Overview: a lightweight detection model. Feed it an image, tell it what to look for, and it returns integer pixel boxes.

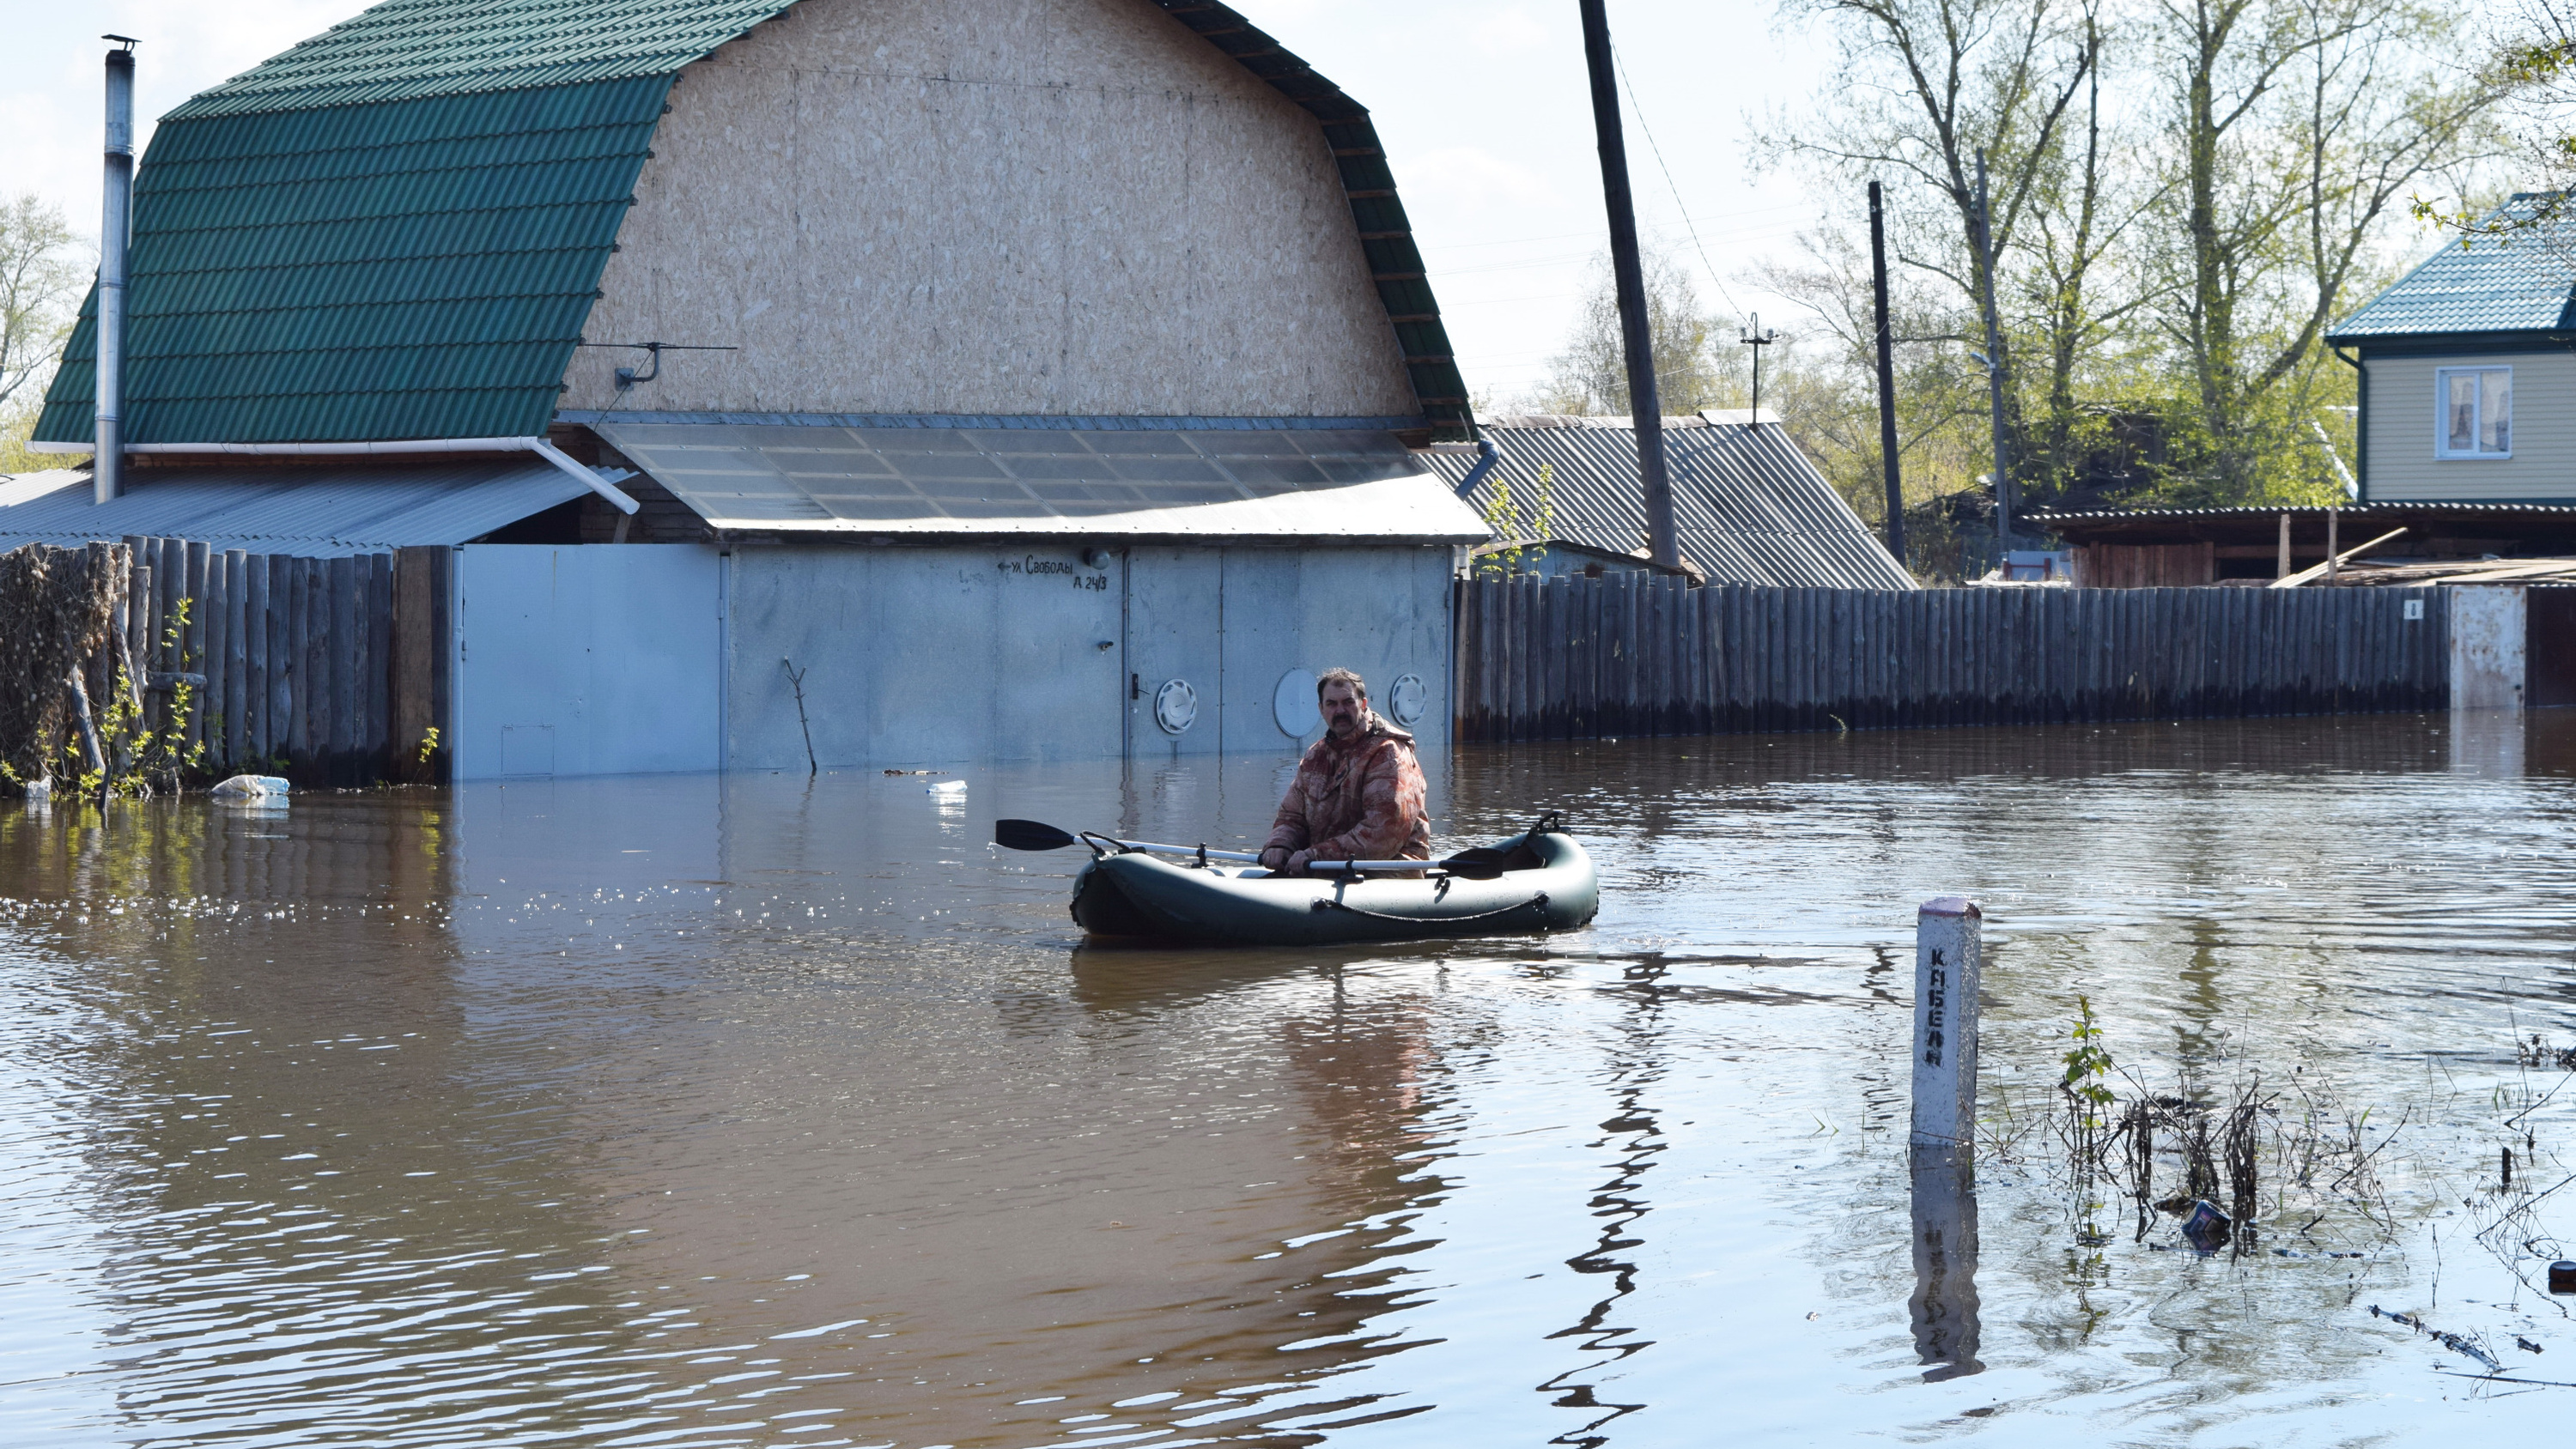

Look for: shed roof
[2026,501,2576,549]
[36,0,1469,447]
[0,460,600,556]
[1426,415,1918,590]
[593,416,1486,543]
[2329,195,2576,340]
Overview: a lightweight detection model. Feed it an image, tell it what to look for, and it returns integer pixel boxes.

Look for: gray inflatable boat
[1068,827,1599,946]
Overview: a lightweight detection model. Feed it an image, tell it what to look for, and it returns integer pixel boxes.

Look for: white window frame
[2434,365,2512,460]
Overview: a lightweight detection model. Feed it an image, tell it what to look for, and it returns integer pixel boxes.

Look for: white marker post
[1910,896,1983,1152]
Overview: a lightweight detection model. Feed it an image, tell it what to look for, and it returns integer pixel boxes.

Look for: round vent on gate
[1387,673,1429,727]
[1273,668,1320,737]
[1154,678,1200,735]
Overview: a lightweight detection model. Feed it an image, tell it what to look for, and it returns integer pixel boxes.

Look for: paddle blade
[995,818,1078,852]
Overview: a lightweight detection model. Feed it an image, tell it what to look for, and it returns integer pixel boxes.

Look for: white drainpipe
[28,435,641,514]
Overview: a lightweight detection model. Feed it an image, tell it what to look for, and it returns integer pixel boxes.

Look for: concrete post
[1911,896,1982,1151]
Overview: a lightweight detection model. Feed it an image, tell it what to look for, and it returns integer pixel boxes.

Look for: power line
[1613,48,1748,326]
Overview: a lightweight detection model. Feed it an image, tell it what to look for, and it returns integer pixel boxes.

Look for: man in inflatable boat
[1257,668,1431,876]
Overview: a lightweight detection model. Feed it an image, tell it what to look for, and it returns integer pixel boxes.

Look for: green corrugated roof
[37,75,670,445]
[39,0,1474,446]
[169,0,793,118]
[2329,194,2576,340]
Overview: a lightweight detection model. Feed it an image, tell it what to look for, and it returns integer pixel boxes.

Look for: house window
[2435,366,2511,458]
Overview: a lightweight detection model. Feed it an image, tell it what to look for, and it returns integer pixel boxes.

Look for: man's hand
[1258,846,1291,871]
[1286,849,1317,874]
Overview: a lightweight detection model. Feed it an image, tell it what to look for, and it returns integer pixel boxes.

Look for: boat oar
[993,819,1505,878]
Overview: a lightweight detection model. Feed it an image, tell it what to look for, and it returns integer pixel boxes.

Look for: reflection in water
[1537,960,1669,1447]
[1907,1145,1982,1381]
[4,712,2576,1443]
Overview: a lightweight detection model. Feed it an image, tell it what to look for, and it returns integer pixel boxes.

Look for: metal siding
[1431,419,1917,590]
[721,545,1126,770]
[0,462,592,555]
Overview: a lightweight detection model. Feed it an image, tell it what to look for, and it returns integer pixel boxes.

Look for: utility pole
[1868,181,1905,564]
[97,35,137,506]
[1973,151,2012,551]
[1741,312,1777,424]
[1577,0,1678,568]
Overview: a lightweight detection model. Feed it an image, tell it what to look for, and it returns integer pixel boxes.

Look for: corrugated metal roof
[2030,502,2576,523]
[2027,500,2576,548]
[169,0,793,118]
[596,420,1487,543]
[39,0,1473,448]
[1427,415,1918,590]
[0,461,595,556]
[0,472,85,509]
[562,409,1426,433]
[2330,195,2576,339]
[35,76,666,447]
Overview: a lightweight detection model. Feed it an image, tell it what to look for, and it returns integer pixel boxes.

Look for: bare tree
[1769,0,2104,496]
[2148,0,2511,494]
[0,196,82,415]
[1530,252,1750,415]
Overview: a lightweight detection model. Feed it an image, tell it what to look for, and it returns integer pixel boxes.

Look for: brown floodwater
[4,712,2576,1446]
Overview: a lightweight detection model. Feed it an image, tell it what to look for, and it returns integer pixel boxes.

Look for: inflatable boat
[1066,825,1599,946]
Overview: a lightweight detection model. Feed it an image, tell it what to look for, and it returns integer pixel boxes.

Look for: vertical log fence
[1455,573,2451,743]
[2,537,451,790]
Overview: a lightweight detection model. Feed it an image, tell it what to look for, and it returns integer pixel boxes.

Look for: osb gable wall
[568,0,1418,421]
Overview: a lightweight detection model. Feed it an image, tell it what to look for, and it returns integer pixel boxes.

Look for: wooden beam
[2270,527,2406,588]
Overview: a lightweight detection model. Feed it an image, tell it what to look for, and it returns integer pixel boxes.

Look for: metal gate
[453,545,723,779]
[1123,547,1224,756]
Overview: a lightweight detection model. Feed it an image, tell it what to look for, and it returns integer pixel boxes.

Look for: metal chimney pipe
[97,37,137,506]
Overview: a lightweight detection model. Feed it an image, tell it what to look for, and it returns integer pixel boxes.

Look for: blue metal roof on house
[1426,414,1918,591]
[2330,195,2576,339]
[0,461,599,556]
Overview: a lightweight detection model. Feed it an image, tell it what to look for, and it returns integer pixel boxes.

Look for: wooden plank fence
[60,537,450,785]
[1454,573,2451,743]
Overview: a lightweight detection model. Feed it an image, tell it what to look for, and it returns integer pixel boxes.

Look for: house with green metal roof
[2327,194,2576,505]
[9,0,1488,778]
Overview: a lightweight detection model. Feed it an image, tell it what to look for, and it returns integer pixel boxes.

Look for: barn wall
[2069,542,2215,587]
[570,0,1416,421]
[723,543,1453,771]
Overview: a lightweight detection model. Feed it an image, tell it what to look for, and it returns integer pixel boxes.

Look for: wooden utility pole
[1577,0,1678,568]
[1869,181,1906,565]
[1973,152,2013,551]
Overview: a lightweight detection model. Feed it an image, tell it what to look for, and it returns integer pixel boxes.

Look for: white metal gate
[453,545,723,779]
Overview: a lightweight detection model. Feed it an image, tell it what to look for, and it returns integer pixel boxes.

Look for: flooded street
[5,714,2576,1446]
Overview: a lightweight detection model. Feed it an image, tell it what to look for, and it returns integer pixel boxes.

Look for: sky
[6,0,1844,406]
